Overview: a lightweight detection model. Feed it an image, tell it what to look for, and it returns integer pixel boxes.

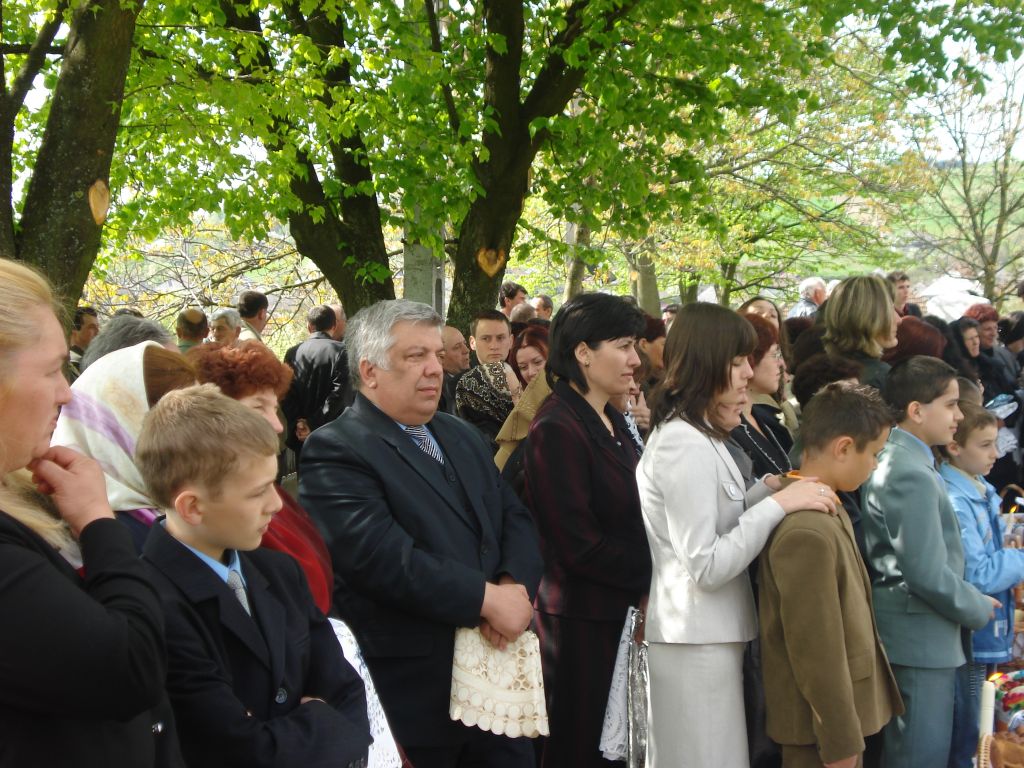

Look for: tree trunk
[634,248,660,315]
[285,154,394,312]
[220,1,395,316]
[562,221,590,301]
[678,269,700,305]
[403,211,444,312]
[16,0,141,307]
[446,144,532,332]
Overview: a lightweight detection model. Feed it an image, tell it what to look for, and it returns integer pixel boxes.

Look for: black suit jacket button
[275,688,288,704]
[151,721,164,734]
[480,545,489,556]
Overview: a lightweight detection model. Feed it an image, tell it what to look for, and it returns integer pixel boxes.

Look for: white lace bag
[449,627,550,738]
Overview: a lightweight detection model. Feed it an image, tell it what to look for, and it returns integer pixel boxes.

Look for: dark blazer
[282,333,353,451]
[438,370,461,415]
[524,380,652,621]
[142,524,371,768]
[0,513,180,768]
[299,393,544,747]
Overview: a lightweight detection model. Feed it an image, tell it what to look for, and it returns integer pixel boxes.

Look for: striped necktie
[406,424,444,465]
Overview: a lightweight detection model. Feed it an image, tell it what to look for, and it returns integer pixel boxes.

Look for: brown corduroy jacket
[758,505,904,764]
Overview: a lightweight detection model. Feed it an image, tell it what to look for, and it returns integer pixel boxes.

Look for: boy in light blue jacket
[941,401,1024,767]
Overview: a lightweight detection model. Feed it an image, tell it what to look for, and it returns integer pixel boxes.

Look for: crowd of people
[3,261,1024,768]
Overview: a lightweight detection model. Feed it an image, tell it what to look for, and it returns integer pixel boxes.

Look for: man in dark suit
[282,305,353,453]
[137,386,371,768]
[439,325,470,414]
[300,299,544,768]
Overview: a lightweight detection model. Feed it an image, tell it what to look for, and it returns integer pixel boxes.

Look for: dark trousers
[403,730,535,768]
[534,611,622,768]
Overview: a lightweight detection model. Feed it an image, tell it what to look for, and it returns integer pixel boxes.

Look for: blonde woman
[823,275,900,389]
[0,259,178,767]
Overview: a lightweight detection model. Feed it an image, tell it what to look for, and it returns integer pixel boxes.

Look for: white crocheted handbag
[449,627,550,738]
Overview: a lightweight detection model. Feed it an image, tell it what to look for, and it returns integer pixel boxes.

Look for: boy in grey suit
[861,356,996,767]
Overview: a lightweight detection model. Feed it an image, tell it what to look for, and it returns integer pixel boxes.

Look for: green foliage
[6,0,1024,312]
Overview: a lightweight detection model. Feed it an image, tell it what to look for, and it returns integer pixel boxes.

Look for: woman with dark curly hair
[882,315,947,368]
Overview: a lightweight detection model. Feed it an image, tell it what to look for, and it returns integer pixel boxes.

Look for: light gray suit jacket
[638,417,785,644]
[861,427,991,668]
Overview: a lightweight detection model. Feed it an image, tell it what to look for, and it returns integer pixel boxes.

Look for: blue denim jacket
[941,462,1024,662]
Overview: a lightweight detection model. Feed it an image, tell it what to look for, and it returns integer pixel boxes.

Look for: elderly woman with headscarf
[455,360,521,452]
[52,341,197,551]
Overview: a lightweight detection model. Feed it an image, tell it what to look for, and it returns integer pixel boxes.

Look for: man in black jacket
[300,299,544,768]
[282,305,352,453]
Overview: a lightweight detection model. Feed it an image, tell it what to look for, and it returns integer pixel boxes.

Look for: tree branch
[5,2,69,109]
[522,0,640,130]
[423,0,464,142]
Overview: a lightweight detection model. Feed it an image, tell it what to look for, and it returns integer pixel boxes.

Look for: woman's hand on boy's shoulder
[772,478,838,517]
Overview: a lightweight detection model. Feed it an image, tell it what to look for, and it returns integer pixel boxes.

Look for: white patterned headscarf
[51,341,165,525]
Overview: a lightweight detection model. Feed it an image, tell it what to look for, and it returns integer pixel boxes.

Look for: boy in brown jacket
[758,383,903,767]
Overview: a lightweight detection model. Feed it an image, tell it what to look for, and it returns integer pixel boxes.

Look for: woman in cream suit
[637,303,836,768]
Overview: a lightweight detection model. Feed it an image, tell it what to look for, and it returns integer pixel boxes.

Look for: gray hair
[347,300,443,385]
[211,307,242,329]
[799,276,826,299]
[81,314,174,371]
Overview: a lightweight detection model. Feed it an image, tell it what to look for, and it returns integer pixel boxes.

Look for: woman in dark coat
[0,258,180,768]
[523,293,652,768]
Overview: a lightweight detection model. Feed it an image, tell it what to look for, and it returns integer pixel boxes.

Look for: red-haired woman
[510,324,549,387]
[729,314,793,479]
[188,341,334,614]
[882,315,947,368]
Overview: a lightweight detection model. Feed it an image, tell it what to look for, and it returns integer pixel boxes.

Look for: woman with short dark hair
[523,293,651,768]
[638,303,835,768]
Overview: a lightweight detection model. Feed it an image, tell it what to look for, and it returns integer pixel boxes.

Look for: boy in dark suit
[759,383,903,768]
[136,384,371,768]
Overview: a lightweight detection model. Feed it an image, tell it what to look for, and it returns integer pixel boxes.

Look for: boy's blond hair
[136,384,279,509]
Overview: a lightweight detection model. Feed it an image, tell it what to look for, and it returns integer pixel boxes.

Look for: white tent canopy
[917,274,988,320]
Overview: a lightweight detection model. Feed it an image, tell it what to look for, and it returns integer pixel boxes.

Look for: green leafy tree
[2,0,142,304]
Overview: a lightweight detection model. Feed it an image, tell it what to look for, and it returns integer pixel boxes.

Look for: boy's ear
[832,435,855,460]
[172,488,204,527]
[946,440,962,457]
[905,400,924,425]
